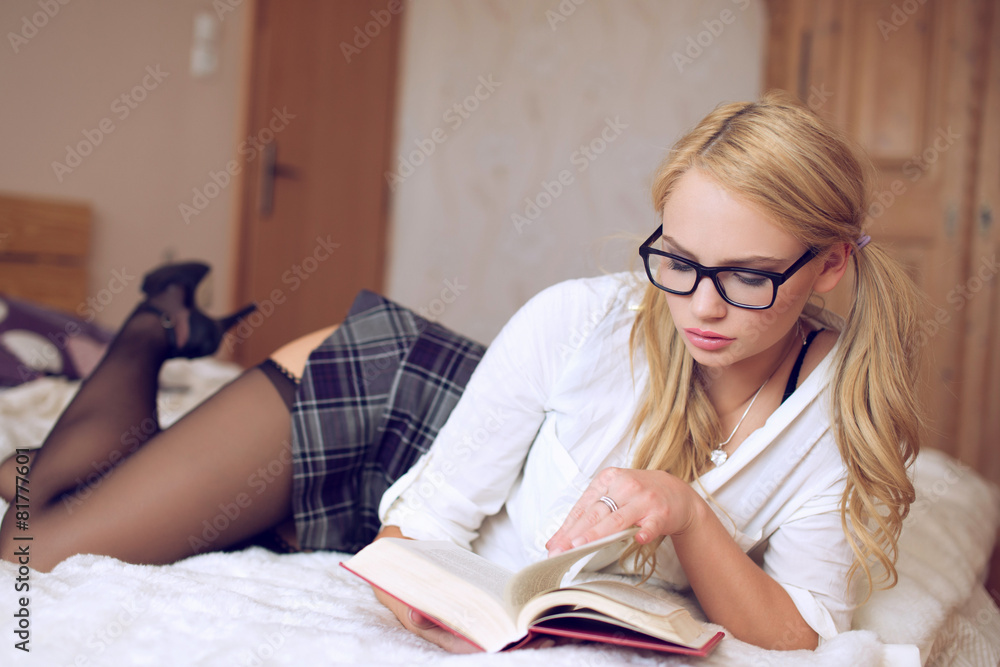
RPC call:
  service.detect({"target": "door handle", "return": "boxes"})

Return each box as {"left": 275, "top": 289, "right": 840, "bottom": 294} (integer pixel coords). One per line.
{"left": 259, "top": 143, "right": 300, "bottom": 218}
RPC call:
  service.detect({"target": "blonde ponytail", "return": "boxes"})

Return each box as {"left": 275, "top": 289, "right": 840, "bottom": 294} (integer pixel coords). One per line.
{"left": 834, "top": 242, "right": 922, "bottom": 593}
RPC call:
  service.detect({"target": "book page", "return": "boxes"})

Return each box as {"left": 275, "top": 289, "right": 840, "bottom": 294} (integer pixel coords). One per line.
{"left": 504, "top": 528, "right": 638, "bottom": 609}
{"left": 527, "top": 616, "right": 724, "bottom": 657}
{"left": 419, "top": 545, "right": 510, "bottom": 605}
{"left": 516, "top": 581, "right": 708, "bottom": 647}
{"left": 565, "top": 580, "right": 690, "bottom": 616}
{"left": 343, "top": 529, "right": 644, "bottom": 653}
{"left": 376, "top": 539, "right": 515, "bottom": 611}
{"left": 343, "top": 538, "right": 521, "bottom": 651}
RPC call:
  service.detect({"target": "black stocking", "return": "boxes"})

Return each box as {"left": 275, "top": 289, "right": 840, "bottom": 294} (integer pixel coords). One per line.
{"left": 0, "top": 286, "right": 299, "bottom": 570}
{"left": 19, "top": 286, "right": 190, "bottom": 507}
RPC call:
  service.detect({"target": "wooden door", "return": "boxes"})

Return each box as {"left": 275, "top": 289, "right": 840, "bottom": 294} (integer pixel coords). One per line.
{"left": 959, "top": 1, "right": 1000, "bottom": 482}
{"left": 765, "top": 0, "right": 994, "bottom": 466}
{"left": 960, "top": 0, "right": 1000, "bottom": 601}
{"left": 230, "top": 0, "right": 401, "bottom": 367}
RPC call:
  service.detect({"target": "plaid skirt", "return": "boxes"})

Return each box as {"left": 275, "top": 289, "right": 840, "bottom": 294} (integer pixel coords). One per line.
{"left": 290, "top": 290, "right": 486, "bottom": 553}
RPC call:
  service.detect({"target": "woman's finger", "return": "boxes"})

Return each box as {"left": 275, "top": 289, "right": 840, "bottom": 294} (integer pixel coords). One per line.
{"left": 547, "top": 468, "right": 692, "bottom": 555}
{"left": 374, "top": 585, "right": 480, "bottom": 653}
{"left": 546, "top": 471, "right": 629, "bottom": 554}
{"left": 408, "top": 607, "right": 438, "bottom": 629}
{"left": 412, "top": 622, "right": 481, "bottom": 653}
{"left": 545, "top": 495, "right": 606, "bottom": 553}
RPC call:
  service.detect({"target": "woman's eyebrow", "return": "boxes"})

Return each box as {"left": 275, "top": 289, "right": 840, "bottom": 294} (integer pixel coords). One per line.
{"left": 660, "top": 234, "right": 786, "bottom": 267}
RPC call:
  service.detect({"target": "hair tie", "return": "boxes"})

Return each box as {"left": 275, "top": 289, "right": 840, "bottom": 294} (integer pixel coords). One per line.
{"left": 856, "top": 234, "right": 871, "bottom": 250}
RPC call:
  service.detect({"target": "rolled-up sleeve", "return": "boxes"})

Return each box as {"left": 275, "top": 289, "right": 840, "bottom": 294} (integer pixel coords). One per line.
{"left": 762, "top": 482, "right": 857, "bottom": 641}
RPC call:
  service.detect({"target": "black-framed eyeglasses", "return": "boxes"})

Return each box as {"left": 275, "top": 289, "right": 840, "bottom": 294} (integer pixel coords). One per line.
{"left": 638, "top": 224, "right": 817, "bottom": 310}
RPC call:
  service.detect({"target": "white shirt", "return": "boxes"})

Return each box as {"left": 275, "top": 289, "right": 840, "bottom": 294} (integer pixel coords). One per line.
{"left": 380, "top": 272, "right": 855, "bottom": 640}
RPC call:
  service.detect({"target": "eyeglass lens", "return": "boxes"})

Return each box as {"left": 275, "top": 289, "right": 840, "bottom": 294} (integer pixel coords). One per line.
{"left": 646, "top": 254, "right": 773, "bottom": 308}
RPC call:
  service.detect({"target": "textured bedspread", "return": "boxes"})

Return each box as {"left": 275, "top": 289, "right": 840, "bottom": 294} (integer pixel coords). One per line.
{"left": 1, "top": 360, "right": 998, "bottom": 666}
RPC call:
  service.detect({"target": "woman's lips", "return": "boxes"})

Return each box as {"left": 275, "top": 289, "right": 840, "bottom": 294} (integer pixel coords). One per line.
{"left": 683, "top": 328, "right": 734, "bottom": 351}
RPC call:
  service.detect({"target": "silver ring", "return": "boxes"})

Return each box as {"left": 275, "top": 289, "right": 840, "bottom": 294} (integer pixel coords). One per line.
{"left": 598, "top": 495, "right": 618, "bottom": 513}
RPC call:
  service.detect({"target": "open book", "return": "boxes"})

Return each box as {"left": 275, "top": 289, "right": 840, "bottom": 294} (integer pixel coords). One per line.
{"left": 342, "top": 528, "right": 724, "bottom": 655}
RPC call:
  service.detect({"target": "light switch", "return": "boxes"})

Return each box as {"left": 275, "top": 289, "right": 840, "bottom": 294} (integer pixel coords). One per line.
{"left": 190, "top": 11, "right": 219, "bottom": 78}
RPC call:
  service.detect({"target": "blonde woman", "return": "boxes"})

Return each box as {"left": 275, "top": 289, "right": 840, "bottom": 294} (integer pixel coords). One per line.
{"left": 0, "top": 92, "right": 919, "bottom": 652}
{"left": 376, "top": 91, "right": 920, "bottom": 651}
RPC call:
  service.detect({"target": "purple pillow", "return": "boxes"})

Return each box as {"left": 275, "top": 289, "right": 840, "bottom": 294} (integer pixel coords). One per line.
{"left": 0, "top": 294, "right": 113, "bottom": 387}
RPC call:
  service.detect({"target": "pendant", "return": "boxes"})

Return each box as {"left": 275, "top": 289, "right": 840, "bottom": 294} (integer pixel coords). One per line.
{"left": 710, "top": 448, "right": 728, "bottom": 467}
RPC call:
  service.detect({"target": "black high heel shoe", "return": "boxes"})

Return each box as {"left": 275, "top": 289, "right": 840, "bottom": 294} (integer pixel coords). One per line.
{"left": 140, "top": 262, "right": 210, "bottom": 308}
{"left": 135, "top": 262, "right": 257, "bottom": 359}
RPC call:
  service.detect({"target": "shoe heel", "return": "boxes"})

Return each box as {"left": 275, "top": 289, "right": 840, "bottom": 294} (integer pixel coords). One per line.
{"left": 175, "top": 303, "right": 255, "bottom": 359}
{"left": 218, "top": 304, "right": 257, "bottom": 334}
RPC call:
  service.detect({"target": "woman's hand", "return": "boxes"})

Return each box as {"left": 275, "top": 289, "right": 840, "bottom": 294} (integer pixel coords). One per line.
{"left": 371, "top": 586, "right": 482, "bottom": 653}
{"left": 545, "top": 471, "right": 821, "bottom": 650}
{"left": 369, "top": 525, "right": 480, "bottom": 653}
{"left": 545, "top": 467, "right": 705, "bottom": 556}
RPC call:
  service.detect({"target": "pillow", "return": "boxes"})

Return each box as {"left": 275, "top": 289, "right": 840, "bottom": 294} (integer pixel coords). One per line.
{"left": 0, "top": 294, "right": 113, "bottom": 386}
{"left": 853, "top": 448, "right": 1000, "bottom": 662}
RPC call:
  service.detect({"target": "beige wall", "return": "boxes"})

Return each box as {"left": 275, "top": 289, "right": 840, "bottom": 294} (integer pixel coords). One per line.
{"left": 0, "top": 0, "right": 763, "bottom": 343}
{"left": 0, "top": 0, "right": 248, "bottom": 328}
{"left": 385, "top": 0, "right": 765, "bottom": 342}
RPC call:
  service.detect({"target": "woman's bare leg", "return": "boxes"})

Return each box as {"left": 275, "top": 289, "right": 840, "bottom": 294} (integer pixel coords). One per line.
{"left": 269, "top": 325, "right": 338, "bottom": 377}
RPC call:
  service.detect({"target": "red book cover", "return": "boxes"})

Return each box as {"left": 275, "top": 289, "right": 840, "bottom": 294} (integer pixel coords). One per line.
{"left": 520, "top": 616, "right": 724, "bottom": 656}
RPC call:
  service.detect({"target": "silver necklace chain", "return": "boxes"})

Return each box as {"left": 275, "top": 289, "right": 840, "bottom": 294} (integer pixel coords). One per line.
{"left": 710, "top": 320, "right": 805, "bottom": 467}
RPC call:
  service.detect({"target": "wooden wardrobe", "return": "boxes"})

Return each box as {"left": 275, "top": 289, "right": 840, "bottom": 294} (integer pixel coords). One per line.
{"left": 766, "top": 0, "right": 1000, "bottom": 486}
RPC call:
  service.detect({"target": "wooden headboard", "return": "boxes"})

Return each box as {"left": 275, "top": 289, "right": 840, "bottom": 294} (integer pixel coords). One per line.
{"left": 0, "top": 192, "right": 92, "bottom": 313}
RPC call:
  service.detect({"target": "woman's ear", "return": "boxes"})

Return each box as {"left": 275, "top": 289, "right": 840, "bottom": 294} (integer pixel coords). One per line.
{"left": 812, "top": 242, "right": 852, "bottom": 294}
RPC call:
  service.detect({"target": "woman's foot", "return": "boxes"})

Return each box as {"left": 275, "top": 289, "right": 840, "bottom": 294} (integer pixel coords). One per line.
{"left": 133, "top": 262, "right": 256, "bottom": 360}
{"left": 130, "top": 283, "right": 194, "bottom": 358}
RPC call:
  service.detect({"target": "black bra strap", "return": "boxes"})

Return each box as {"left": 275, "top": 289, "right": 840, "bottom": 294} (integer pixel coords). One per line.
{"left": 782, "top": 328, "right": 822, "bottom": 403}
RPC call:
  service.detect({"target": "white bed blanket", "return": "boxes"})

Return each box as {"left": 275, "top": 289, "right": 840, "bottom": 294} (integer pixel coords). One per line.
{"left": 1, "top": 360, "right": 998, "bottom": 666}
